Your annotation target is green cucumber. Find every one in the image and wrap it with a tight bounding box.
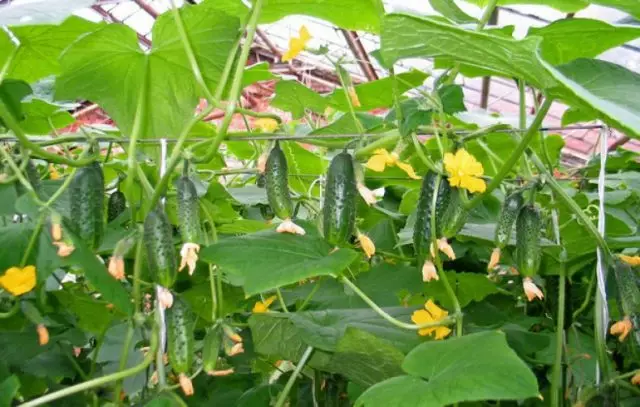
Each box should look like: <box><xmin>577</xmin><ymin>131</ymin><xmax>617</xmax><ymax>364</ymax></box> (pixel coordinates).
<box><xmin>176</xmin><ymin>175</ymin><xmax>201</xmax><ymax>244</ymax></box>
<box><xmin>495</xmin><ymin>191</ymin><xmax>524</xmax><ymax>249</ymax></box>
<box><xmin>143</xmin><ymin>207</ymin><xmax>177</xmax><ymax>288</ymax></box>
<box><xmin>69</xmin><ymin>162</ymin><xmax>105</xmax><ymax>250</ymax></box>
<box><xmin>413</xmin><ymin>172</ymin><xmax>449</xmax><ymax>260</ymax></box>
<box><xmin>107</xmin><ymin>190</ymin><xmax>127</xmax><ymax>223</ymax></box>
<box><xmin>202</xmin><ymin>325</ymin><xmax>222</xmax><ymax>374</ymax></box>
<box><xmin>265</xmin><ymin>142</ymin><xmax>293</xmax><ymax>220</ymax></box>
<box><xmin>613</xmin><ymin>259</ymin><xmax>640</xmax><ymax>318</ymax></box>
<box><xmin>322</xmin><ymin>151</ymin><xmax>357</xmax><ymax>246</ymax></box>
<box><xmin>441</xmin><ymin>185</ymin><xmax>468</xmax><ymax>238</ymax></box>
<box><xmin>515</xmin><ymin>204</ymin><xmax>541</xmax><ymax>277</ymax></box>
<box><xmin>166</xmin><ymin>297</ymin><xmax>195</xmax><ymax>374</ymax></box>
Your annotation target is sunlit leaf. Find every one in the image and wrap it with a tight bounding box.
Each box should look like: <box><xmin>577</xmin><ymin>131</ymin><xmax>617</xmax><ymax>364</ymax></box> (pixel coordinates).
<box><xmin>463</xmin><ymin>0</ymin><xmax>587</xmax><ymax>13</ymax></box>
<box><xmin>429</xmin><ymin>0</ymin><xmax>477</xmax><ymax>24</ymax></box>
<box><xmin>20</xmin><ymin>99</ymin><xmax>74</xmax><ymax>134</ymax></box>
<box><xmin>271</xmin><ymin>81</ymin><xmax>328</xmax><ymax>119</ymax></box>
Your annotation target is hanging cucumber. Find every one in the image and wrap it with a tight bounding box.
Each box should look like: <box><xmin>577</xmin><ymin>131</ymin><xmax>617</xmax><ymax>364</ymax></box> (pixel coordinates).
<box><xmin>143</xmin><ymin>207</ymin><xmax>177</xmax><ymax>289</ymax></box>
<box><xmin>611</xmin><ymin>259</ymin><xmax>640</xmax><ymax>344</ymax></box>
<box><xmin>69</xmin><ymin>161</ymin><xmax>105</xmax><ymax>251</ymax></box>
<box><xmin>413</xmin><ymin>172</ymin><xmax>449</xmax><ymax>263</ymax></box>
<box><xmin>440</xmin><ymin>187</ymin><xmax>468</xmax><ymax>238</ymax></box>
<box><xmin>107</xmin><ymin>190</ymin><xmax>127</xmax><ymax>223</ymax></box>
<box><xmin>489</xmin><ymin>191</ymin><xmax>525</xmax><ymax>270</ymax></box>
<box><xmin>265</xmin><ymin>142</ymin><xmax>305</xmax><ymax>235</ymax></box>
<box><xmin>516</xmin><ymin>204</ymin><xmax>544</xmax><ymax>301</ymax></box>
<box><xmin>166</xmin><ymin>297</ymin><xmax>195</xmax><ymax>396</ymax></box>
<box><xmin>176</xmin><ymin>173</ymin><xmax>201</xmax><ymax>275</ymax></box>
<box><xmin>202</xmin><ymin>324</ymin><xmax>223</xmax><ymax>375</ymax></box>
<box><xmin>323</xmin><ymin>151</ymin><xmax>357</xmax><ymax>247</ymax></box>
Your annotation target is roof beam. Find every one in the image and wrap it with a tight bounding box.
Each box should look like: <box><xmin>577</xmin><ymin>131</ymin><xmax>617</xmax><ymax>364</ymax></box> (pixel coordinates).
<box><xmin>340</xmin><ymin>29</ymin><xmax>379</xmax><ymax>81</ymax></box>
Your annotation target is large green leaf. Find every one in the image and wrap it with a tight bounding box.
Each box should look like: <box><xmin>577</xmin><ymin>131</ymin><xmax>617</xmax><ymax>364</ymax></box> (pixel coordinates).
<box><xmin>280</xmin><ymin>141</ymin><xmax>328</xmax><ymax>194</ymax></box>
<box><xmin>257</xmin><ymin>0</ymin><xmax>384</xmax><ymax>33</ymax></box>
<box><xmin>327</xmin><ymin>70</ymin><xmax>428</xmax><ymax>111</ymax></box>
<box><xmin>0</xmin><ymin>0</ymin><xmax>96</xmax><ymax>25</ymax></box>
<box><xmin>53</xmin><ymin>288</ymin><xmax>119</xmax><ymax>334</ymax></box>
<box><xmin>0</xmin><ymin>79</ymin><xmax>31</xmax><ymax>126</ymax></box>
<box><xmin>593</xmin><ymin>0</ymin><xmax>640</xmax><ymax>19</ymax></box>
<box><xmin>0</xmin><ymin>223</ymin><xmax>34</xmax><ymax>274</ymax></box>
<box><xmin>424</xmin><ymin>271</ymin><xmax>500</xmax><ymax>309</ymax></box>
<box><xmin>56</xmin><ymin>3</ymin><xmax>240</xmax><ymax>139</ymax></box>
<box><xmin>97</xmin><ymin>323</ymin><xmax>145</xmax><ymax>395</ymax></box>
<box><xmin>463</xmin><ymin>0</ymin><xmax>588</xmax><ymax>13</ymax></box>
<box><xmin>380</xmin><ymin>13</ymin><xmax>556</xmax><ymax>89</ymax></box>
<box><xmin>271</xmin><ymin>81</ymin><xmax>328</xmax><ymax>119</ymax></box>
<box><xmin>528</xmin><ymin>18</ymin><xmax>640</xmax><ymax>65</ymax></box>
<box><xmin>326</xmin><ymin>327</ymin><xmax>405</xmax><ymax>388</ymax></box>
<box><xmin>21</xmin><ymin>99</ymin><xmax>74</xmax><ymax>134</ymax></box>
<box><xmin>1</xmin><ymin>17</ymin><xmax>100</xmax><ymax>84</ymax></box>
<box><xmin>429</xmin><ymin>0</ymin><xmax>477</xmax><ymax>24</ymax></box>
<box><xmin>546</xmin><ymin>58</ymin><xmax>640</xmax><ymax>139</ymax></box>
<box><xmin>0</xmin><ymin>375</ymin><xmax>19</xmax><ymax>406</ymax></box>
<box><xmin>356</xmin><ymin>331</ymin><xmax>539</xmax><ymax>406</ymax></box>
<box><xmin>200</xmin><ymin>228</ymin><xmax>358</xmax><ymax>296</ymax></box>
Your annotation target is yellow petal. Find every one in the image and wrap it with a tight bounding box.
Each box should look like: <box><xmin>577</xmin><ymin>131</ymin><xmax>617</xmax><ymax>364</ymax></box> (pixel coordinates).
<box><xmin>281</xmin><ymin>26</ymin><xmax>311</xmax><ymax>62</ymax></box>
<box><xmin>108</xmin><ymin>256</ymin><xmax>125</xmax><ymax>280</ymax></box>
<box><xmin>254</xmin><ymin>118</ymin><xmax>279</xmax><ymax>133</ymax></box>
<box><xmin>49</xmin><ymin>165</ymin><xmax>60</xmax><ymax>180</ymax></box>
<box><xmin>178</xmin><ymin>373</ymin><xmax>194</xmax><ymax>396</ymax></box>
<box><xmin>299</xmin><ymin>25</ymin><xmax>312</xmax><ymax>42</ymax></box>
<box><xmin>276</xmin><ymin>219</ymin><xmax>306</xmax><ymax>235</ymax></box>
<box><xmin>421</xmin><ymin>261</ymin><xmax>438</xmax><ymax>282</ymax></box>
<box><xmin>395</xmin><ymin>160</ymin><xmax>421</xmax><ymax>180</ymax></box>
<box><xmin>424</xmin><ymin>299</ymin><xmax>448</xmax><ymax>320</ymax></box>
<box><xmin>347</xmin><ymin>87</ymin><xmax>361</xmax><ymax>107</ymax></box>
<box><xmin>0</xmin><ymin>266</ymin><xmax>37</xmax><ymax>296</ymax></box>
<box><xmin>488</xmin><ymin>248</ymin><xmax>501</xmax><ymax>270</ymax></box>
<box><xmin>460</xmin><ymin>176</ymin><xmax>487</xmax><ymax>193</ymax></box>
<box><xmin>366</xmin><ymin>153</ymin><xmax>389</xmax><ymax>172</ymax></box>
<box><xmin>443</xmin><ymin>152</ymin><xmax>457</xmax><ymax>174</ymax></box>
<box><xmin>523</xmin><ymin>277</ymin><xmax>544</xmax><ymax>302</ymax></box>
<box><xmin>619</xmin><ymin>254</ymin><xmax>640</xmax><ymax>266</ymax></box>
<box><xmin>253</xmin><ymin>295</ymin><xmax>277</xmax><ymax>313</ymax></box>
<box><xmin>611</xmin><ymin>316</ymin><xmax>633</xmax><ymax>342</ymax></box>
<box><xmin>357</xmin><ymin>232</ymin><xmax>376</xmax><ymax>258</ymax></box>
<box><xmin>436</xmin><ymin>238</ymin><xmax>456</xmax><ymax>260</ymax></box>
<box><xmin>37</xmin><ymin>324</ymin><xmax>49</xmax><ymax>346</ymax></box>
<box><xmin>631</xmin><ymin>372</ymin><xmax>640</xmax><ymax>386</ymax></box>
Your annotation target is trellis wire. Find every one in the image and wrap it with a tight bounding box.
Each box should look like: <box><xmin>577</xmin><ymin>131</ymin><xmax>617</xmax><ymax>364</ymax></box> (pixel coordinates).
<box><xmin>595</xmin><ymin>125</ymin><xmax>609</xmax><ymax>384</ymax></box>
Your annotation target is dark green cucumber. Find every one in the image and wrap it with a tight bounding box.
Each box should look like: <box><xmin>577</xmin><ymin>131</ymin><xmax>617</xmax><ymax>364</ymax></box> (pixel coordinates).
<box><xmin>69</xmin><ymin>162</ymin><xmax>105</xmax><ymax>250</ymax></box>
<box><xmin>515</xmin><ymin>204</ymin><xmax>541</xmax><ymax>277</ymax></box>
<box><xmin>322</xmin><ymin>152</ymin><xmax>356</xmax><ymax>246</ymax></box>
<box><xmin>265</xmin><ymin>142</ymin><xmax>293</xmax><ymax>220</ymax></box>
<box><xmin>176</xmin><ymin>175</ymin><xmax>201</xmax><ymax>243</ymax></box>
<box><xmin>441</xmin><ymin>184</ymin><xmax>468</xmax><ymax>238</ymax></box>
<box><xmin>413</xmin><ymin>172</ymin><xmax>449</xmax><ymax>260</ymax></box>
<box><xmin>143</xmin><ymin>207</ymin><xmax>177</xmax><ymax>288</ymax></box>
<box><xmin>202</xmin><ymin>325</ymin><xmax>222</xmax><ymax>373</ymax></box>
<box><xmin>495</xmin><ymin>191</ymin><xmax>525</xmax><ymax>249</ymax></box>
<box><xmin>107</xmin><ymin>190</ymin><xmax>127</xmax><ymax>223</ymax></box>
<box><xmin>166</xmin><ymin>297</ymin><xmax>195</xmax><ymax>374</ymax></box>
<box><xmin>613</xmin><ymin>259</ymin><xmax>640</xmax><ymax>318</ymax></box>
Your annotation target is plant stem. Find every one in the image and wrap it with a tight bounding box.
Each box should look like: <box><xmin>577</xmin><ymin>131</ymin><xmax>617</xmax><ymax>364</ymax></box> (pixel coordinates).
<box><xmin>193</xmin><ymin>0</ymin><xmax>265</xmax><ymax>164</ymax></box>
<box><xmin>298</xmin><ymin>280</ymin><xmax>323</xmax><ymax>311</ymax></box>
<box><xmin>476</xmin><ymin>0</ymin><xmax>499</xmax><ymax>30</ymax></box>
<box><xmin>274</xmin><ymin>346</ymin><xmax>314</xmax><ymax>407</ymax></box>
<box><xmin>21</xmin><ymin>326</ymin><xmax>158</xmax><ymax>407</ymax></box>
<box><xmin>43</xmin><ymin>169</ymin><xmax>77</xmax><ymax>208</ymax></box>
<box><xmin>113</xmin><ymin>324</ymin><xmax>135</xmax><ymax>404</ymax></box>
<box><xmin>465</xmin><ymin>98</ymin><xmax>553</xmax><ymax>211</ymax></box>
<box><xmin>353</xmin><ymin>132</ymin><xmax>400</xmax><ymax>160</ymax></box>
<box><xmin>411</xmin><ymin>134</ymin><xmax>439</xmax><ymax>173</ymax></box>
<box><xmin>132</xmin><ymin>228</ymin><xmax>145</xmax><ymax>312</ymax></box>
<box><xmin>551</xmin><ymin>266</ymin><xmax>566</xmax><ymax>407</ymax></box>
<box><xmin>0</xmin><ymin>146</ymin><xmax>43</xmax><ymax>205</ymax></box>
<box><xmin>276</xmin><ymin>288</ymin><xmax>289</xmax><ymax>313</ymax></box>
<box><xmin>572</xmin><ymin>268</ymin><xmax>595</xmax><ymax>321</ymax></box>
<box><xmin>518</xmin><ymin>80</ymin><xmax>534</xmax><ymax>178</ymax></box>
<box><xmin>339</xmin><ymin>275</ymin><xmax>457</xmax><ymax>330</ymax></box>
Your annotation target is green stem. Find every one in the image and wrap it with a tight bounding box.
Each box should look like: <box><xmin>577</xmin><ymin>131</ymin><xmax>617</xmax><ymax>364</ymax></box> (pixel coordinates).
<box><xmin>113</xmin><ymin>324</ymin><xmax>135</xmax><ymax>404</ymax></box>
<box><xmin>202</xmin><ymin>212</ymin><xmax>218</xmax><ymax>321</ymax></box>
<box><xmin>298</xmin><ymin>280</ymin><xmax>323</xmax><ymax>311</ymax></box>
<box><xmin>339</xmin><ymin>275</ymin><xmax>457</xmax><ymax>330</ymax></box>
<box><xmin>276</xmin><ymin>288</ymin><xmax>289</xmax><ymax>313</ymax></box>
<box><xmin>135</xmin><ymin>163</ymin><xmax>154</xmax><ymax>198</ymax></box>
<box><xmin>235</xmin><ymin>107</ymin><xmax>282</xmax><ymax>123</ymax></box>
<box><xmin>354</xmin><ymin>132</ymin><xmax>400</xmax><ymax>160</ymax></box>
<box><xmin>572</xmin><ymin>268</ymin><xmax>595</xmax><ymax>321</ymax></box>
<box><xmin>550</xmin><ymin>266</ymin><xmax>566</xmax><ymax>407</ymax></box>
<box><xmin>20</xmin><ymin>213</ymin><xmax>45</xmax><ymax>267</ymax></box>
<box><xmin>0</xmin><ymin>146</ymin><xmax>42</xmax><ymax>205</ymax></box>
<box><xmin>132</xmin><ymin>228</ymin><xmax>145</xmax><ymax>312</ymax></box>
<box><xmin>21</xmin><ymin>326</ymin><xmax>158</xmax><ymax>407</ymax></box>
<box><xmin>410</xmin><ymin>134</ymin><xmax>439</xmax><ymax>173</ymax></box>
<box><xmin>43</xmin><ymin>168</ymin><xmax>77</xmax><ymax>208</ymax></box>
<box><xmin>518</xmin><ymin>80</ymin><xmax>534</xmax><ymax>178</ymax></box>
<box><xmin>465</xmin><ymin>98</ymin><xmax>553</xmax><ymax>211</ymax></box>
<box><xmin>0</xmin><ymin>301</ymin><xmax>20</xmax><ymax>319</ymax></box>
<box><xmin>193</xmin><ymin>0</ymin><xmax>265</xmax><ymax>164</ymax></box>
<box><xmin>274</xmin><ymin>346</ymin><xmax>314</xmax><ymax>407</ymax></box>
<box><xmin>476</xmin><ymin>0</ymin><xmax>499</xmax><ymax>30</ymax></box>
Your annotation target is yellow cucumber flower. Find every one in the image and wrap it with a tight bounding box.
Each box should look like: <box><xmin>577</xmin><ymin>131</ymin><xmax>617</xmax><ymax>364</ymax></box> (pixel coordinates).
<box><xmin>253</xmin><ymin>295</ymin><xmax>277</xmax><ymax>313</ymax></box>
<box><xmin>522</xmin><ymin>277</ymin><xmax>544</xmax><ymax>302</ymax></box>
<box><xmin>178</xmin><ymin>373</ymin><xmax>194</xmax><ymax>396</ymax></box>
<box><xmin>254</xmin><ymin>118</ymin><xmax>279</xmax><ymax>133</ymax></box>
<box><xmin>37</xmin><ymin>324</ymin><xmax>49</xmax><ymax>346</ymax></box>
<box><xmin>411</xmin><ymin>300</ymin><xmax>452</xmax><ymax>339</ymax></box>
<box><xmin>0</xmin><ymin>266</ymin><xmax>36</xmax><ymax>296</ymax></box>
<box><xmin>488</xmin><ymin>247</ymin><xmax>501</xmax><ymax>270</ymax></box>
<box><xmin>356</xmin><ymin>182</ymin><xmax>385</xmax><ymax>206</ymax></box>
<box><xmin>276</xmin><ymin>218</ymin><xmax>306</xmax><ymax>235</ymax></box>
<box><xmin>421</xmin><ymin>260</ymin><xmax>438</xmax><ymax>282</ymax></box>
<box><xmin>444</xmin><ymin>149</ymin><xmax>487</xmax><ymax>193</ymax></box>
<box><xmin>49</xmin><ymin>164</ymin><xmax>60</xmax><ymax>180</ymax></box>
<box><xmin>108</xmin><ymin>255</ymin><xmax>125</xmax><ymax>280</ymax></box>
<box><xmin>282</xmin><ymin>25</ymin><xmax>311</xmax><ymax>62</ymax></box>
<box><xmin>366</xmin><ymin>149</ymin><xmax>420</xmax><ymax>180</ymax></box>
<box><xmin>179</xmin><ymin>243</ymin><xmax>200</xmax><ymax>276</ymax></box>
<box><xmin>611</xmin><ymin>316</ymin><xmax>633</xmax><ymax>342</ymax></box>
<box><xmin>619</xmin><ymin>254</ymin><xmax>640</xmax><ymax>266</ymax></box>
<box><xmin>356</xmin><ymin>232</ymin><xmax>376</xmax><ymax>258</ymax></box>
<box><xmin>632</xmin><ymin>372</ymin><xmax>640</xmax><ymax>386</ymax></box>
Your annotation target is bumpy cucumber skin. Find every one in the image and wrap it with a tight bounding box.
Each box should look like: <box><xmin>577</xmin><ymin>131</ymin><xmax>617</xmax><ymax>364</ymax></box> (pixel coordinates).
<box><xmin>495</xmin><ymin>191</ymin><xmax>524</xmax><ymax>249</ymax></box>
<box><xmin>107</xmin><ymin>190</ymin><xmax>127</xmax><ymax>223</ymax></box>
<box><xmin>413</xmin><ymin>172</ymin><xmax>449</xmax><ymax>260</ymax></box>
<box><xmin>70</xmin><ymin>163</ymin><xmax>105</xmax><ymax>250</ymax></box>
<box><xmin>143</xmin><ymin>207</ymin><xmax>177</xmax><ymax>288</ymax></box>
<box><xmin>166</xmin><ymin>298</ymin><xmax>194</xmax><ymax>374</ymax></box>
<box><xmin>202</xmin><ymin>325</ymin><xmax>222</xmax><ymax>373</ymax></box>
<box><xmin>176</xmin><ymin>175</ymin><xmax>201</xmax><ymax>243</ymax></box>
<box><xmin>322</xmin><ymin>152</ymin><xmax>357</xmax><ymax>247</ymax></box>
<box><xmin>265</xmin><ymin>143</ymin><xmax>293</xmax><ymax>220</ymax></box>
<box><xmin>613</xmin><ymin>259</ymin><xmax>640</xmax><ymax>317</ymax></box>
<box><xmin>515</xmin><ymin>204</ymin><xmax>541</xmax><ymax>277</ymax></box>
<box><xmin>441</xmin><ymin>184</ymin><xmax>468</xmax><ymax>238</ymax></box>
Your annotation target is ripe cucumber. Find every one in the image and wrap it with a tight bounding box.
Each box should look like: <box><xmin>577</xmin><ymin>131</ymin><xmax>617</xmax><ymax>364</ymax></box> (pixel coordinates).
<box><xmin>176</xmin><ymin>175</ymin><xmax>201</xmax><ymax>244</ymax></box>
<box><xmin>495</xmin><ymin>191</ymin><xmax>524</xmax><ymax>249</ymax></box>
<box><xmin>143</xmin><ymin>207</ymin><xmax>177</xmax><ymax>288</ymax></box>
<box><xmin>166</xmin><ymin>297</ymin><xmax>195</xmax><ymax>374</ymax></box>
<box><xmin>69</xmin><ymin>162</ymin><xmax>105</xmax><ymax>250</ymax></box>
<box><xmin>515</xmin><ymin>204</ymin><xmax>541</xmax><ymax>277</ymax></box>
<box><xmin>107</xmin><ymin>190</ymin><xmax>127</xmax><ymax>223</ymax></box>
<box><xmin>323</xmin><ymin>152</ymin><xmax>357</xmax><ymax>246</ymax></box>
<box><xmin>265</xmin><ymin>142</ymin><xmax>293</xmax><ymax>220</ymax></box>
<box><xmin>613</xmin><ymin>259</ymin><xmax>640</xmax><ymax>318</ymax></box>
<box><xmin>413</xmin><ymin>172</ymin><xmax>449</xmax><ymax>260</ymax></box>
<box><xmin>440</xmin><ymin>184</ymin><xmax>468</xmax><ymax>238</ymax></box>
<box><xmin>202</xmin><ymin>325</ymin><xmax>222</xmax><ymax>374</ymax></box>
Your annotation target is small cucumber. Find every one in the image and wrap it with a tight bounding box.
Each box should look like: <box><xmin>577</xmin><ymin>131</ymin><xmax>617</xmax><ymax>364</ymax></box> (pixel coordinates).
<box><xmin>107</xmin><ymin>190</ymin><xmax>127</xmax><ymax>223</ymax></box>
<box><xmin>176</xmin><ymin>175</ymin><xmax>201</xmax><ymax>244</ymax></box>
<box><xmin>202</xmin><ymin>325</ymin><xmax>223</xmax><ymax>374</ymax></box>
<box><xmin>515</xmin><ymin>204</ymin><xmax>541</xmax><ymax>277</ymax></box>
<box><xmin>322</xmin><ymin>152</ymin><xmax>357</xmax><ymax>246</ymax></box>
<box><xmin>613</xmin><ymin>259</ymin><xmax>640</xmax><ymax>318</ymax></box>
<box><xmin>69</xmin><ymin>162</ymin><xmax>105</xmax><ymax>250</ymax></box>
<box><xmin>495</xmin><ymin>191</ymin><xmax>525</xmax><ymax>249</ymax></box>
<box><xmin>441</xmin><ymin>185</ymin><xmax>468</xmax><ymax>238</ymax></box>
<box><xmin>265</xmin><ymin>142</ymin><xmax>293</xmax><ymax>220</ymax></box>
<box><xmin>413</xmin><ymin>172</ymin><xmax>449</xmax><ymax>260</ymax></box>
<box><xmin>143</xmin><ymin>207</ymin><xmax>177</xmax><ymax>288</ymax></box>
<box><xmin>166</xmin><ymin>297</ymin><xmax>195</xmax><ymax>375</ymax></box>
